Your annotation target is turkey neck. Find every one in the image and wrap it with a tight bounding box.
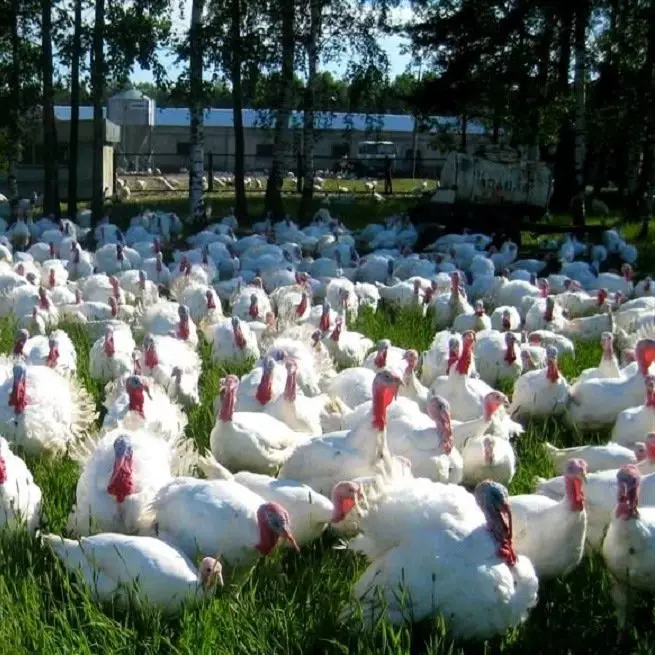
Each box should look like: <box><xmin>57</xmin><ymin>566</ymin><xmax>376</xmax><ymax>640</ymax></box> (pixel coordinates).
<box><xmin>455</xmin><ymin>342</ymin><xmax>473</xmax><ymax>377</ymax></box>
<box><xmin>256</xmin><ymin>371</ymin><xmax>273</xmax><ymax>405</ymax></box>
<box><xmin>504</xmin><ymin>343</ymin><xmax>516</xmax><ymax>365</ymax></box>
<box><xmin>144</xmin><ymin>346</ymin><xmax>158</xmax><ymax>368</ymax></box>
<box><xmin>371</xmin><ymin>383</ymin><xmax>394</xmax><ymax>431</ymax></box>
<box><xmin>647</xmin><ymin>388</ymin><xmax>655</xmax><ymax>408</ymax></box>
<box><xmin>546</xmin><ymin>360</ymin><xmax>559</xmax><ymax>383</ymax></box>
<box><xmin>219</xmin><ymin>388</ymin><xmax>236</xmax><ymax>422</ymax></box>
<box><xmin>565</xmin><ymin>476</ymin><xmax>585</xmax><ymax>512</ymax></box>
<box><xmin>284</xmin><ymin>369</ymin><xmax>297</xmax><ymax>402</ymax></box>
<box><xmin>348</xmin><ymin>383</ymin><xmax>395</xmax><ymax>456</ymax></box>
<box><xmin>46</xmin><ymin>346</ymin><xmax>59</xmax><ymax>368</ymax></box>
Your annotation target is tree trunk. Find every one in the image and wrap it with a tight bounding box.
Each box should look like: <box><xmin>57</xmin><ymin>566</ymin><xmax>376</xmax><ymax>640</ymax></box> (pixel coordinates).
<box><xmin>528</xmin><ymin>9</ymin><xmax>554</xmax><ymax>162</ymax></box>
<box><xmin>230</xmin><ymin>0</ymin><xmax>248</xmax><ymax>222</ymax></box>
<box><xmin>571</xmin><ymin>0</ymin><xmax>589</xmax><ymax>229</ymax></box>
<box><xmin>189</xmin><ymin>0</ymin><xmax>206</xmax><ymax>223</ymax></box>
<box><xmin>459</xmin><ymin>114</ymin><xmax>468</xmax><ymax>152</ymax></box>
<box><xmin>42</xmin><ymin>0</ymin><xmax>60</xmax><ymax>218</ymax></box>
<box><xmin>299</xmin><ymin>0</ymin><xmax>322</xmax><ymax>221</ymax></box>
<box><xmin>265</xmin><ymin>0</ymin><xmax>295</xmax><ymax>220</ymax></box>
<box><xmin>637</xmin><ymin>0</ymin><xmax>655</xmax><ymax>238</ymax></box>
<box><xmin>91</xmin><ymin>0</ymin><xmax>105</xmax><ymax>224</ymax></box>
<box><xmin>590</xmin><ymin>0</ymin><xmax>618</xmax><ymax>193</ymax></box>
<box><xmin>8</xmin><ymin>0</ymin><xmax>21</xmax><ymax>215</ymax></box>
<box><xmin>67</xmin><ymin>0</ymin><xmax>82</xmax><ymax>219</ymax></box>
<box><xmin>550</xmin><ymin>5</ymin><xmax>574</xmax><ymax>211</ymax></box>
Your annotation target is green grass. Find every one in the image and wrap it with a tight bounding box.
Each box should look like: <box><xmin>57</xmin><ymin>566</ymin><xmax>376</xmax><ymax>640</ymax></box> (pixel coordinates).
<box><xmin>6</xmin><ymin>199</ymin><xmax>655</xmax><ymax>652</ymax></box>
<box><xmin>1</xmin><ymin>301</ymin><xmax>654</xmax><ymax>655</ymax></box>
<box><xmin>121</xmin><ymin>174</ymin><xmax>436</xmax><ymax>198</ymax></box>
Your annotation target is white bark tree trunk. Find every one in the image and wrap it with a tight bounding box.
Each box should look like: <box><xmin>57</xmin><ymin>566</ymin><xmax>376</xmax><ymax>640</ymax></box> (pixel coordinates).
<box><xmin>265</xmin><ymin>0</ymin><xmax>295</xmax><ymax>220</ymax></box>
<box><xmin>189</xmin><ymin>0</ymin><xmax>206</xmax><ymax>223</ymax></box>
<box><xmin>299</xmin><ymin>0</ymin><xmax>322</xmax><ymax>220</ymax></box>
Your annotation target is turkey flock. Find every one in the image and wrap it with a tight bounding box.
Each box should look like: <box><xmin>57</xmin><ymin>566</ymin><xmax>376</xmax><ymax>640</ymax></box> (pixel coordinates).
<box><xmin>1</xmin><ymin>205</ymin><xmax>655</xmax><ymax>640</ymax></box>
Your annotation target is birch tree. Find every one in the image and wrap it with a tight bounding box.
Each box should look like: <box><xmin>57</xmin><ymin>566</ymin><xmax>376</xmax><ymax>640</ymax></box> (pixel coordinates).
<box><xmin>188</xmin><ymin>0</ymin><xmax>206</xmax><ymax>223</ymax></box>
<box><xmin>265</xmin><ymin>0</ymin><xmax>295</xmax><ymax>220</ymax></box>
<box><xmin>298</xmin><ymin>0</ymin><xmax>322</xmax><ymax>220</ymax></box>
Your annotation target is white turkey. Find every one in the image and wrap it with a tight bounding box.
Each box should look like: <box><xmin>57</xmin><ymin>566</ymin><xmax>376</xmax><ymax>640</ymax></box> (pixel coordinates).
<box><xmin>67</xmin><ymin>429</ymin><xmax>197</xmax><ymax>536</ymax></box>
<box><xmin>139</xmin><ymin>334</ymin><xmax>201</xmax><ymax>408</ymax></box>
<box><xmin>452</xmin><ymin>299</ymin><xmax>492</xmax><ymax>333</ymax></box>
<box><xmin>12</xmin><ymin>328</ymin><xmax>76</xmax><ymax>377</ymax></box>
<box><xmin>143</xmin><ymin>477</ymin><xmax>300</xmax><ymax>565</ymax></box>
<box><xmin>431</xmin><ymin>330</ymin><xmax>495</xmax><ymax>421</ymax></box>
<box><xmin>611</xmin><ymin>375</ymin><xmax>655</xmax><ymax>447</ymax></box>
<box><xmin>474</xmin><ymin>330</ymin><xmax>522</xmax><ymax>387</ymax></box>
<box><xmin>602</xmin><ymin>465</ymin><xmax>655</xmax><ymax>631</ymax></box>
<box><xmin>209</xmin><ymin>374</ymin><xmax>307</xmax><ymax>474</ymax></box>
<box><xmin>279</xmin><ymin>369</ymin><xmax>404</xmax><ymax>495</ymax></box>
<box><xmin>197</xmin><ymin>455</ymin><xmax>365</xmax><ymax>546</ymax></box>
<box><xmin>0</xmin><ymin>360</ymin><xmax>96</xmax><ymax>456</ymax></box>
<box><xmin>323</xmin><ymin>318</ymin><xmax>374</xmax><ymax>369</ymax></box>
<box><xmin>102</xmin><ymin>375</ymin><xmax>187</xmax><ymax>443</ymax></box>
<box><xmin>362</xmin><ymin>338</ymin><xmax>405</xmax><ymax>374</ymax></box>
<box><xmin>89</xmin><ymin>325</ymin><xmax>136</xmax><ymax>383</ymax></box>
<box><xmin>545</xmin><ymin>441</ymin><xmax>638</xmax><ymax>474</ymax></box>
<box><xmin>385</xmin><ymin>394</ymin><xmax>463</xmax><ymax>483</ymax></box>
<box><xmin>44</xmin><ymin>533</ymin><xmax>222</xmax><ymax>615</ymax></box>
<box><xmin>341</xmin><ymin>480</ymin><xmax>538</xmax><ymax>639</ymax></box>
<box><xmin>0</xmin><ymin>436</ymin><xmax>42</xmax><ymax>532</ymax></box>
<box><xmin>509</xmin><ymin>457</ymin><xmax>587</xmax><ymax>580</ymax></box>
<box><xmin>567</xmin><ymin>338</ymin><xmax>655</xmax><ymax>430</ymax></box>
<box><xmin>461</xmin><ymin>434</ymin><xmax>516</xmax><ymax>487</ymax></box>
<box><xmin>509</xmin><ymin>346</ymin><xmax>569</xmax><ymax>420</ymax></box>
<box><xmin>211</xmin><ymin>316</ymin><xmax>260</xmax><ymax>365</ymax></box>
<box><xmin>142</xmin><ymin>302</ymin><xmax>198</xmax><ymax>348</ymax></box>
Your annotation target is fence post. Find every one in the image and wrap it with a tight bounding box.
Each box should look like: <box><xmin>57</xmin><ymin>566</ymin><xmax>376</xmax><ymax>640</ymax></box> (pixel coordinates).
<box><xmin>208</xmin><ymin>152</ymin><xmax>214</xmax><ymax>192</ymax></box>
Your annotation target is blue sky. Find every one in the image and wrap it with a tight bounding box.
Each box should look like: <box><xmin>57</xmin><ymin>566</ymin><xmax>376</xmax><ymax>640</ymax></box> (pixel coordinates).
<box><xmin>130</xmin><ymin>2</ymin><xmax>414</xmax><ymax>84</ymax></box>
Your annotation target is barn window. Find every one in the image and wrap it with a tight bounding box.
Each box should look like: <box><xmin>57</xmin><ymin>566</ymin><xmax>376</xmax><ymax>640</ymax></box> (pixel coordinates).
<box><xmin>256</xmin><ymin>143</ymin><xmax>274</xmax><ymax>157</ymax></box>
<box><xmin>176</xmin><ymin>142</ymin><xmax>191</xmax><ymax>156</ymax></box>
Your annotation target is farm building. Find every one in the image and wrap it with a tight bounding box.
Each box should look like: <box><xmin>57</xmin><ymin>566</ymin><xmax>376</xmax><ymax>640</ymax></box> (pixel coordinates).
<box><xmin>49</xmin><ymin>88</ymin><xmax>492</xmax><ymax>178</ymax></box>
<box><xmin>5</xmin><ymin>88</ymin><xmax>494</xmax><ymax>200</ymax></box>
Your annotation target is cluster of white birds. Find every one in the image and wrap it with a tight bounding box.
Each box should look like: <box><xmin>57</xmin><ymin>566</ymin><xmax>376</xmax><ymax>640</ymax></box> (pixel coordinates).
<box><xmin>1</xmin><ymin>203</ymin><xmax>655</xmax><ymax>638</ymax></box>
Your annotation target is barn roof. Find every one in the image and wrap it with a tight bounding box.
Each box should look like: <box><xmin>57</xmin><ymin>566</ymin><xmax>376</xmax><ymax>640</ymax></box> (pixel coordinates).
<box><xmin>54</xmin><ymin>106</ymin><xmax>487</xmax><ymax>135</ymax></box>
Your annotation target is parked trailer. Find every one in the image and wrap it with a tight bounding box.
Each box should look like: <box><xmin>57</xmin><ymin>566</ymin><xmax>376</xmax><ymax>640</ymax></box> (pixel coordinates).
<box><xmin>436</xmin><ymin>150</ymin><xmax>553</xmax><ymax>210</ymax></box>
<box><xmin>410</xmin><ymin>147</ymin><xmax>554</xmax><ymax>246</ymax></box>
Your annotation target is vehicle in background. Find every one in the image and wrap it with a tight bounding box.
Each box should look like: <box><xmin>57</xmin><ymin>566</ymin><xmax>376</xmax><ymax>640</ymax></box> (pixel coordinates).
<box><xmin>354</xmin><ymin>141</ymin><xmax>397</xmax><ymax>177</ymax></box>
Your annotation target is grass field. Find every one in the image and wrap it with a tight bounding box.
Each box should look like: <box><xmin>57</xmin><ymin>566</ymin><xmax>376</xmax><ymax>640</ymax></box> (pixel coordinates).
<box><xmin>118</xmin><ymin>173</ymin><xmax>438</xmax><ymax>200</ymax></box>
<box><xmin>3</xmin><ymin>200</ymin><xmax>655</xmax><ymax>653</ymax></box>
